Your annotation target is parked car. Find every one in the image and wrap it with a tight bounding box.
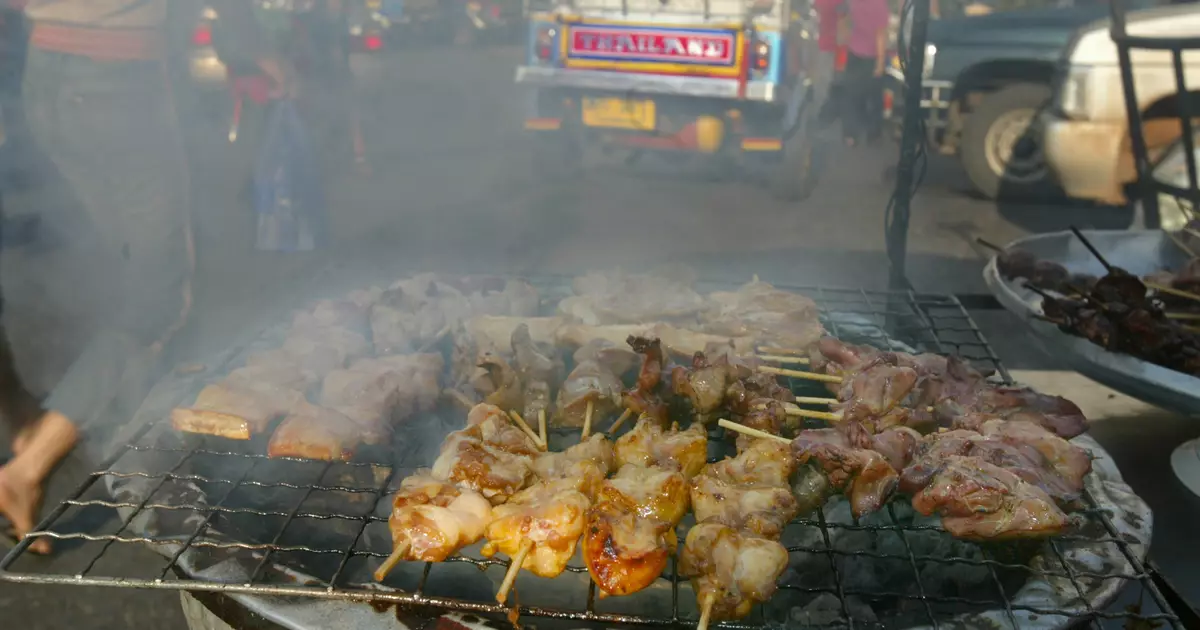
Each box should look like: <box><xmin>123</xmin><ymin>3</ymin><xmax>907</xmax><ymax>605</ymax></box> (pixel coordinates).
<box><xmin>885</xmin><ymin>2</ymin><xmax>1154</xmax><ymax>200</ymax></box>
<box><xmin>1043</xmin><ymin>2</ymin><xmax>1200</xmax><ymax>207</ymax></box>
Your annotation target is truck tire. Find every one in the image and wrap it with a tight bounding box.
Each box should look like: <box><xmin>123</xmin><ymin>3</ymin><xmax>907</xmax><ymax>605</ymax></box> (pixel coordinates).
<box><xmin>960</xmin><ymin>83</ymin><xmax>1059</xmax><ymax>201</ymax></box>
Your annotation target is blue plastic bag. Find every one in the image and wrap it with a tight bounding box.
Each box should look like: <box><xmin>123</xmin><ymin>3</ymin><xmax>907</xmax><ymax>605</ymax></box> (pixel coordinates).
<box><xmin>254</xmin><ymin>100</ymin><xmax>327</xmax><ymax>252</ymax></box>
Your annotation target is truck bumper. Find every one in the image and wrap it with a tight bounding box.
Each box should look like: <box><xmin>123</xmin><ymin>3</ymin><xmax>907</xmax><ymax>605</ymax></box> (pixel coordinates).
<box><xmin>883</xmin><ymin>68</ymin><xmax>953</xmax><ymax>147</ymax></box>
<box><xmin>1042</xmin><ymin>110</ymin><xmax>1127</xmax><ymax>204</ymax></box>
<box><xmin>515</xmin><ymin>66</ymin><xmax>779</xmax><ymax>103</ymax></box>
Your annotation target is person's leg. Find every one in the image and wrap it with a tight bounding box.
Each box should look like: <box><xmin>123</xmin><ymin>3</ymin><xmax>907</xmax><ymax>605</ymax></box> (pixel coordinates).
<box><xmin>0</xmin><ymin>409</ymin><xmax>75</xmax><ymax>553</ymax></box>
<box><xmin>843</xmin><ymin>54</ymin><xmax>873</xmax><ymax>146</ymax></box>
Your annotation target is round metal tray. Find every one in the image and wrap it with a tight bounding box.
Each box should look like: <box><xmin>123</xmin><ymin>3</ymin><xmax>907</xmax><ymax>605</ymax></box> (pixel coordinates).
<box><xmin>982</xmin><ymin>229</ymin><xmax>1200</xmax><ymax>417</ymax></box>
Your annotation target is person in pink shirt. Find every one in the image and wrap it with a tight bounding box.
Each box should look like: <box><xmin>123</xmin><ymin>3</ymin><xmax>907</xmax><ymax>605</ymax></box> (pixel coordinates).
<box><xmin>842</xmin><ymin>0</ymin><xmax>890</xmax><ymax>145</ymax></box>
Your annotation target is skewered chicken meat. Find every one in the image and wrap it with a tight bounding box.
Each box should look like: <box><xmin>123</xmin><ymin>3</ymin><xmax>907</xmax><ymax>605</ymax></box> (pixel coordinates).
<box><xmin>481</xmin><ymin>480</ymin><xmax>591</xmax><ymax>578</ymax></box>
<box><xmin>790</xmin><ymin>428</ymin><xmax>903</xmax><ymax>518</ymax></box>
<box><xmin>614</xmin><ymin>417</ymin><xmax>708</xmax><ymax>480</ymax></box>
<box><xmin>375</xmin><ymin>475</ymin><xmax>495</xmax><ymax>581</ymax></box>
<box><xmin>573</xmin><ymin>339</ymin><xmax>640</xmax><ymax>380</ymax></box>
<box><xmin>477</xmin><ymin>353</ymin><xmax>523</xmax><ymax>413</ymax></box>
<box><xmin>463</xmin><ymin>316</ymin><xmax>563</xmax><ymax>353</ymax></box>
<box><xmin>555</xmin><ymin>323</ymin><xmax>755</xmax><ymax>360</ymax></box>
<box><xmin>510</xmin><ymin>323</ymin><xmax>565</xmax><ymax>421</ymax></box>
<box><xmin>731</xmin><ymin>399</ymin><xmax>788</xmax><ymax>451</ymax></box>
<box><xmin>584</xmin><ymin>464</ymin><xmax>691</xmax><ymax>596</ymax></box>
<box><xmin>267</xmin><ymin>402</ymin><xmax>365</xmax><ymax>461</ymax></box>
<box><xmin>690</xmin><ymin>440</ymin><xmax>798</xmax><ymax>538</ymax></box>
<box><xmin>911</xmin><ymin>455</ymin><xmax>1071</xmax><ymax>540</ymax></box>
<box><xmin>430</xmin><ymin>404</ymin><xmax>540</xmax><ymax>504</ymax></box>
<box><xmin>531</xmin><ymin>434</ymin><xmax>615</xmax><ymax>499</ymax></box>
<box><xmin>553</xmin><ymin>357</ymin><xmax>622</xmax><ymax>428</ymax></box>
<box><xmin>679</xmin><ymin>523</ymin><xmax>790</xmax><ymax>622</ymax></box>
<box><xmin>672</xmin><ymin>352</ymin><xmax>735</xmax><ymax>415</ymax></box>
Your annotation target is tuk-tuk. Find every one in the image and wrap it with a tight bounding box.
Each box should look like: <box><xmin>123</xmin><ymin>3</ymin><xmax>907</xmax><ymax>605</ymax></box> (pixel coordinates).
<box><xmin>514</xmin><ymin>0</ymin><xmax>830</xmax><ymax>200</ymax></box>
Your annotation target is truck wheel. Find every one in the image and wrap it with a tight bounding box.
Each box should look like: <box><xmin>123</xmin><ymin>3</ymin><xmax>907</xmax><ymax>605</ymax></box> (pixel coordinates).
<box><xmin>960</xmin><ymin>83</ymin><xmax>1059</xmax><ymax>201</ymax></box>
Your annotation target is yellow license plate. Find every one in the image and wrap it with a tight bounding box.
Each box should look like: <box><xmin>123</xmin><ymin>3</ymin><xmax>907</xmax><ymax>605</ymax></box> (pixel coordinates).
<box><xmin>581</xmin><ymin>97</ymin><xmax>656</xmax><ymax>131</ymax></box>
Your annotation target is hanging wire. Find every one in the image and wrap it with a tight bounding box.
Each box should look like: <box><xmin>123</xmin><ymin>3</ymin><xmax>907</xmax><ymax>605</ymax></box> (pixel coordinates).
<box><xmin>885</xmin><ymin>0</ymin><xmax>932</xmax><ymax>291</ymax></box>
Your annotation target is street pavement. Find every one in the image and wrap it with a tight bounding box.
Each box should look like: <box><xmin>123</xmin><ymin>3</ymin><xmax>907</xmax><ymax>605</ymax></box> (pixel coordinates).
<box><xmin>0</xmin><ymin>44</ymin><xmax>1193</xmax><ymax>629</ymax></box>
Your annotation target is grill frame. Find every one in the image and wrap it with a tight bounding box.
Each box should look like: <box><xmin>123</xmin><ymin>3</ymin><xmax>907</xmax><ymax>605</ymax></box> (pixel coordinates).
<box><xmin>0</xmin><ymin>283</ymin><xmax>1182</xmax><ymax>630</ymax></box>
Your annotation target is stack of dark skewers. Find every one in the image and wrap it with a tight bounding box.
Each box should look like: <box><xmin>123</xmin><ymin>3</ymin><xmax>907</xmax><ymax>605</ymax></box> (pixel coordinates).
<box><xmin>985</xmin><ymin>229</ymin><xmax>1200</xmax><ymax>378</ymax></box>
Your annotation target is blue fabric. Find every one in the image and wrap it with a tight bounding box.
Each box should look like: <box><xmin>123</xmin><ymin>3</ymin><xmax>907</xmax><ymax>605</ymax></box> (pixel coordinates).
<box><xmin>254</xmin><ymin>100</ymin><xmax>327</xmax><ymax>252</ymax></box>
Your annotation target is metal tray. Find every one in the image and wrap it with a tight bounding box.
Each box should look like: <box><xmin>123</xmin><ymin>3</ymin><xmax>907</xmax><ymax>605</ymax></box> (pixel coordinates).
<box><xmin>983</xmin><ymin>229</ymin><xmax>1200</xmax><ymax>417</ymax></box>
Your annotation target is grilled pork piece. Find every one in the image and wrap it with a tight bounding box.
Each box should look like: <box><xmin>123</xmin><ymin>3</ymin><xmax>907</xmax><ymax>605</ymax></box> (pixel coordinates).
<box><xmin>560</xmin><ymin>267</ymin><xmax>707</xmax><ymax>325</ymax></box>
<box><xmin>614</xmin><ymin>416</ymin><xmax>708</xmax><ymax>480</ymax></box>
<box><xmin>679</xmin><ymin>523</ymin><xmax>790</xmax><ymax>622</ymax></box>
<box><xmin>573</xmin><ymin>339</ymin><xmax>640</xmax><ymax>380</ymax></box>
<box><xmin>481</xmin><ymin>479</ymin><xmax>591</xmax><ymax>578</ymax></box>
<box><xmin>704</xmin><ymin>279</ymin><xmax>826</xmax><ymax>350</ymax></box>
<box><xmin>690</xmin><ymin>440</ymin><xmax>798</xmax><ymax>538</ymax></box>
<box><xmin>379</xmin><ymin>475</ymin><xmax>494</xmax><ymax>568</ymax></box>
<box><xmin>317</xmin><ymin>353</ymin><xmax>444</xmax><ymax>444</ymax></box>
<box><xmin>430</xmin><ymin>404</ymin><xmax>540</xmax><ymax>504</ymax></box>
<box><xmin>291</xmin><ymin>298</ymin><xmax>370</xmax><ymax>335</ymax></box>
<box><xmin>584</xmin><ymin>464</ymin><xmax>690</xmax><ymax>596</ymax></box>
<box><xmin>463</xmin><ymin>316</ymin><xmax>562</xmax><ymax>353</ymax></box>
<box><xmin>267</xmin><ymin>402</ymin><xmax>364</xmax><ymax>461</ymax></box>
<box><xmin>171</xmin><ymin>381</ymin><xmax>304</xmax><ymax>440</ymax></box>
<box><xmin>911</xmin><ymin>455</ymin><xmax>1071</xmax><ymax>540</ymax></box>
<box><xmin>555</xmin><ymin>323</ymin><xmax>755</xmax><ymax>360</ymax></box>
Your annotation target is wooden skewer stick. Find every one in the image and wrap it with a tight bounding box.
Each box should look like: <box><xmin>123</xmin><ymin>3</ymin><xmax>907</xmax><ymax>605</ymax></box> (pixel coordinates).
<box><xmin>1070</xmin><ymin>226</ymin><xmax>1114</xmax><ymax>273</ymax></box>
<box><xmin>416</xmin><ymin>325</ymin><xmax>453</xmax><ymax>353</ymax></box>
<box><xmin>757</xmin><ymin>365</ymin><xmax>842</xmax><ymax>384</ymax></box>
<box><xmin>496</xmin><ymin>540</ymin><xmax>534</xmax><ymax>605</ymax></box>
<box><xmin>698</xmin><ymin>593</ymin><xmax>716</xmax><ymax>630</ymax></box>
<box><xmin>508</xmin><ymin>410</ymin><xmax>547</xmax><ymax>450</ymax></box>
<box><xmin>975</xmin><ymin>238</ymin><xmax>1004</xmax><ymax>253</ymax></box>
<box><xmin>717</xmin><ymin>419</ymin><xmax>790</xmax><ymax>445</ymax></box>
<box><xmin>581</xmin><ymin>400</ymin><xmax>595</xmax><ymax>439</ymax></box>
<box><xmin>1167</xmin><ymin>312</ymin><xmax>1200</xmax><ymax>320</ymax></box>
<box><xmin>784</xmin><ymin>407</ymin><xmax>841</xmax><ymax>422</ymax></box>
<box><xmin>373</xmin><ymin>541</ymin><xmax>410</xmax><ymax>582</ymax></box>
<box><xmin>756</xmin><ymin>396</ymin><xmax>837</xmax><ymax>407</ymax></box>
<box><xmin>755</xmin><ymin>346</ymin><xmax>810</xmax><ymax>358</ymax></box>
<box><xmin>1183</xmin><ymin>324</ymin><xmax>1200</xmax><ymax>334</ymax></box>
<box><xmin>757</xmin><ymin>354</ymin><xmax>812</xmax><ymax>365</ymax></box>
<box><xmin>608</xmin><ymin>407</ymin><xmax>634</xmax><ymax>435</ymax></box>
<box><xmin>538</xmin><ymin>409</ymin><xmax>548</xmax><ymax>446</ymax></box>
<box><xmin>1147</xmin><ymin>282</ymin><xmax>1200</xmax><ymax>304</ymax></box>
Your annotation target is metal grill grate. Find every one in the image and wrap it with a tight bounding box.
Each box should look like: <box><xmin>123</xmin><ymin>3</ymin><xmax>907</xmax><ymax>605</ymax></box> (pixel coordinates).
<box><xmin>0</xmin><ymin>286</ymin><xmax>1182</xmax><ymax>630</ymax></box>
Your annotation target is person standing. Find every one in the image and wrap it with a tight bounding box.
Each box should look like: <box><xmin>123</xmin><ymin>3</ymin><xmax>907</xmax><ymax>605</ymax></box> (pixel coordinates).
<box><xmin>841</xmin><ymin>0</ymin><xmax>890</xmax><ymax>146</ymax></box>
<box><xmin>0</xmin><ymin>0</ymin><xmax>288</xmax><ymax>553</ymax></box>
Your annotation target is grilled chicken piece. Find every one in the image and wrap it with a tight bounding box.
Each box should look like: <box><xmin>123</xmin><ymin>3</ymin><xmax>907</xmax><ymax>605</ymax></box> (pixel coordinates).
<box><xmin>267</xmin><ymin>402</ymin><xmax>364</xmax><ymax>461</ymax></box>
<box><xmin>430</xmin><ymin>404</ymin><xmax>540</xmax><ymax>504</ymax></box>
<box><xmin>553</xmin><ymin>359</ymin><xmax>623</xmax><ymax>428</ymax></box>
<box><xmin>679</xmin><ymin>523</ymin><xmax>790</xmax><ymax>622</ymax></box>
<box><xmin>562</xmin><ymin>267</ymin><xmax>707</xmax><ymax>325</ymax></box>
<box><xmin>732</xmin><ymin>399</ymin><xmax>788</xmax><ymax>451</ymax></box>
<box><xmin>724</xmin><ymin>374</ymin><xmax>796</xmax><ymax>415</ymax></box>
<box><xmin>381</xmin><ymin>475</ymin><xmax>494</xmax><ymax>565</ymax></box>
<box><xmin>478</xmin><ymin>353</ymin><xmax>523</xmax><ymax>413</ymax></box>
<box><xmin>291</xmin><ymin>298</ymin><xmax>370</xmax><ymax>335</ymax></box>
<box><xmin>511</xmin><ymin>322</ymin><xmax>565</xmax><ymax>422</ymax></box>
<box><xmin>671</xmin><ymin>352</ymin><xmax>734</xmax><ymax>415</ymax></box>
<box><xmin>463</xmin><ymin>316</ymin><xmax>563</xmax><ymax>352</ymax></box>
<box><xmin>555</xmin><ymin>324</ymin><xmax>754</xmax><ymax>360</ymax></box>
<box><xmin>614</xmin><ymin>417</ymin><xmax>708</xmax><ymax>480</ymax></box>
<box><xmin>171</xmin><ymin>381</ymin><xmax>304</xmax><ymax>440</ymax></box>
<box><xmin>584</xmin><ymin>465</ymin><xmax>690</xmax><ymax>597</ymax></box>
<box><xmin>791</xmin><ymin>428</ymin><xmax>899</xmax><ymax>518</ymax></box>
<box><xmin>833</xmin><ymin>363</ymin><xmax>920</xmax><ymax>429</ymax></box>
<box><xmin>690</xmin><ymin>439</ymin><xmax>798</xmax><ymax>537</ymax></box>
<box><xmin>532</xmin><ymin>434</ymin><xmax>615</xmax><ymax>500</ymax></box>
<box><xmin>979</xmin><ymin>419</ymin><xmax>1091</xmax><ymax>489</ymax></box>
<box><xmin>911</xmin><ymin>455</ymin><xmax>1071</xmax><ymax>540</ymax></box>
<box><xmin>481</xmin><ymin>481</ymin><xmax>591</xmax><ymax>578</ymax></box>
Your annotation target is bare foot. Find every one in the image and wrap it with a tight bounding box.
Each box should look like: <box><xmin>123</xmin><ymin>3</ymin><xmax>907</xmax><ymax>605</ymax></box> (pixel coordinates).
<box><xmin>0</xmin><ymin>464</ymin><xmax>50</xmax><ymax>554</ymax></box>
<box><xmin>11</xmin><ymin>415</ymin><xmax>45</xmax><ymax>456</ymax></box>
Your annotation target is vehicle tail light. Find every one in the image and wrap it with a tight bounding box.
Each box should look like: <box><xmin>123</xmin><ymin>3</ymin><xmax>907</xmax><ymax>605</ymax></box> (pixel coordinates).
<box><xmin>489</xmin><ymin>3</ymin><xmax>501</xmax><ymax>18</ymax></box>
<box><xmin>751</xmin><ymin>39</ymin><xmax>770</xmax><ymax>71</ymax></box>
<box><xmin>535</xmin><ymin>26</ymin><xmax>556</xmax><ymax>61</ymax></box>
<box><xmin>192</xmin><ymin>22</ymin><xmax>213</xmax><ymax>47</ymax></box>
<box><xmin>363</xmin><ymin>32</ymin><xmax>384</xmax><ymax>51</ymax></box>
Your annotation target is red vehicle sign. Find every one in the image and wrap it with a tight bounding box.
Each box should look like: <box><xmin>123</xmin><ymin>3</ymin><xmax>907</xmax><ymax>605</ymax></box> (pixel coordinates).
<box><xmin>567</xmin><ymin>25</ymin><xmax>736</xmax><ymax>65</ymax></box>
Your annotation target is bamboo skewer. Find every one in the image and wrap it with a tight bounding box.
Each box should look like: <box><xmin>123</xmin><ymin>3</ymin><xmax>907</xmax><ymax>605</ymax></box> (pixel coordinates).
<box><xmin>496</xmin><ymin>540</ymin><xmax>533</xmax><ymax>604</ymax></box>
<box><xmin>756</xmin><ymin>354</ymin><xmax>812</xmax><ymax>365</ymax></box>
<box><xmin>1147</xmin><ymin>282</ymin><xmax>1200</xmax><ymax>304</ymax></box>
<box><xmin>757</xmin><ymin>365</ymin><xmax>842</xmax><ymax>384</ymax></box>
<box><xmin>581</xmin><ymin>400</ymin><xmax>595</xmax><ymax>439</ymax></box>
<box><xmin>756</xmin><ymin>346</ymin><xmax>811</xmax><ymax>358</ymax></box>
<box><xmin>698</xmin><ymin>593</ymin><xmax>716</xmax><ymax>630</ymax></box>
<box><xmin>717</xmin><ymin>419</ymin><xmax>790</xmax><ymax>446</ymax></box>
<box><xmin>1167</xmin><ymin>312</ymin><xmax>1200</xmax><ymax>320</ymax></box>
<box><xmin>608</xmin><ymin>408</ymin><xmax>634</xmax><ymax>435</ymax></box>
<box><xmin>783</xmin><ymin>407</ymin><xmax>841</xmax><ymax>422</ymax></box>
<box><xmin>538</xmin><ymin>409</ymin><xmax>547</xmax><ymax>446</ymax></box>
<box><xmin>755</xmin><ymin>397</ymin><xmax>837</xmax><ymax>408</ymax></box>
<box><xmin>508</xmin><ymin>410</ymin><xmax>547</xmax><ymax>450</ymax></box>
<box><xmin>373</xmin><ymin>541</ymin><xmax>410</xmax><ymax>582</ymax></box>
<box><xmin>417</xmin><ymin>325</ymin><xmax>453</xmax><ymax>353</ymax></box>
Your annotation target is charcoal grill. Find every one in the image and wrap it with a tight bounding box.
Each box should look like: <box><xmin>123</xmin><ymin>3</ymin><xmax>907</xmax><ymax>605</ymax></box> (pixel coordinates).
<box><xmin>0</xmin><ymin>282</ymin><xmax>1183</xmax><ymax>630</ymax></box>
